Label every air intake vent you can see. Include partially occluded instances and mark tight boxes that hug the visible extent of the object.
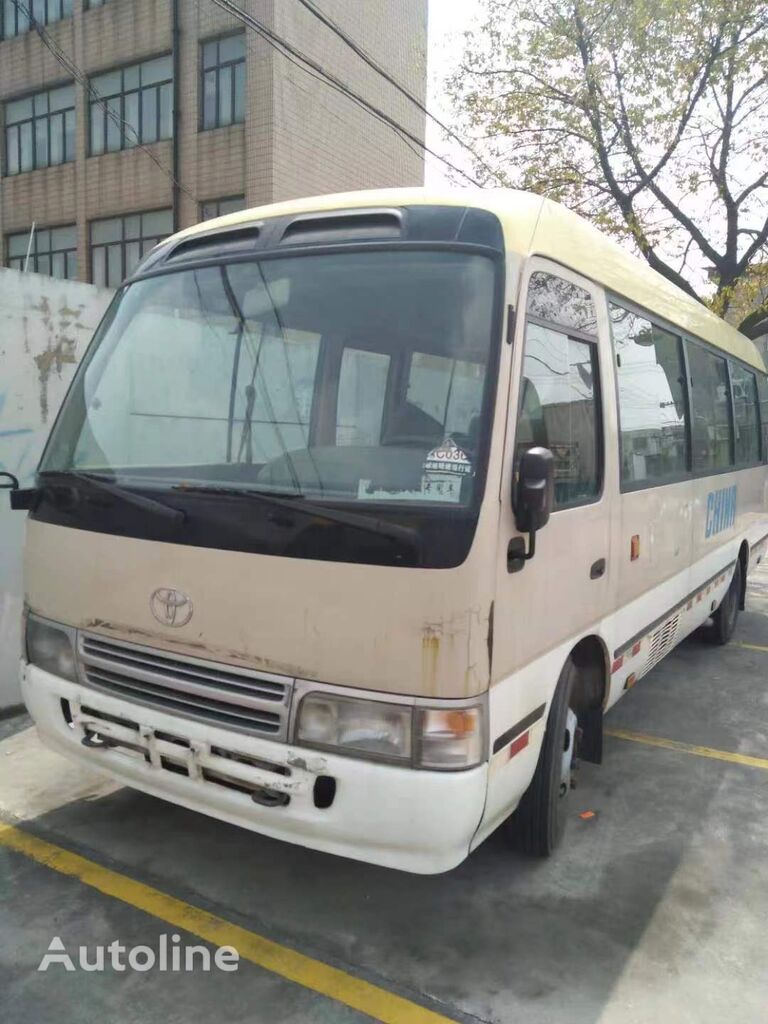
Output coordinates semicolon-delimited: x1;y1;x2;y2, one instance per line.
166;226;261;263
280;209;402;245
644;614;680;674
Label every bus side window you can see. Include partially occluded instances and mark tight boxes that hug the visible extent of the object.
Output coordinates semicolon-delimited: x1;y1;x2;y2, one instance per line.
517;320;601;509
759;374;768;461
687;343;733;472
731;363;761;465
610;303;687;485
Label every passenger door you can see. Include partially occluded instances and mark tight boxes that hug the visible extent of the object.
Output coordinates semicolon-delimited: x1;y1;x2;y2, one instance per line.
491;261;617;734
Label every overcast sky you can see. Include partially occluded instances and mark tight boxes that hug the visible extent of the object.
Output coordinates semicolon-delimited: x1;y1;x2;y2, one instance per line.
425;0;484;187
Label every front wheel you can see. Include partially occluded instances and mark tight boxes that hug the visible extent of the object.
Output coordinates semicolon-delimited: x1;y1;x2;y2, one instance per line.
709;559;742;646
505;658;579;856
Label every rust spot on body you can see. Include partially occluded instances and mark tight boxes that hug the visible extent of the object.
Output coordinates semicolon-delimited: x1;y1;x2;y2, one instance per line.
81;619;312;679
421;627;440;695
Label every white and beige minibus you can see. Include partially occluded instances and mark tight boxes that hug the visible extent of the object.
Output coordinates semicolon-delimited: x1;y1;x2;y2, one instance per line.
4;188;768;873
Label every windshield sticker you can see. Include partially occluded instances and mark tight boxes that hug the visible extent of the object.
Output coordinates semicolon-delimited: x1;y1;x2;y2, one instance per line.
420;438;473;503
357;481;426;501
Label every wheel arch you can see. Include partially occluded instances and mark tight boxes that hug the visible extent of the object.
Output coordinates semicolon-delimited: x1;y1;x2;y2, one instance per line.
567;633;609;765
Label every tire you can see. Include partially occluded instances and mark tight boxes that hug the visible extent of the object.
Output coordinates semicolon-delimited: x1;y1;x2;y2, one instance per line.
709;558;742;646
506;658;578;856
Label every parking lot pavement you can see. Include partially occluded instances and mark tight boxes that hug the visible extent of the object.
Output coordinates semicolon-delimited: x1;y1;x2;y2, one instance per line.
1;561;767;1024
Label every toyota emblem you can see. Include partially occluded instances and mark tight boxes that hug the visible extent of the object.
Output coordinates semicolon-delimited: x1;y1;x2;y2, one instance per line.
150;588;193;627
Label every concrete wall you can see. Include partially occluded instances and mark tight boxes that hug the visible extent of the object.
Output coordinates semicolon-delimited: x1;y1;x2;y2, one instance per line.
0;269;112;709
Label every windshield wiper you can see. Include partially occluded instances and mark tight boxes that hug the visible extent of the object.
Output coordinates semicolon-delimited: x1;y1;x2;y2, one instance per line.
38;471;185;525
172;483;421;554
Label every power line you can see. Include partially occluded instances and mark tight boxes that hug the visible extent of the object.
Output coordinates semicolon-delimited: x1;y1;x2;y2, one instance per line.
208;0;484;188
12;0;194;202
197;0;426;170
293;0;507;187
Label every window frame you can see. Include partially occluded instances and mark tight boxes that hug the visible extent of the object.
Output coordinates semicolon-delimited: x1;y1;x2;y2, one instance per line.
609;300;691;492
199;195;246;222
608;290;765;493
728;359;761;467
88;53;174;156
199;32;246;132
89;209;173;288
1;0;72;39
3;80;76;176
6;223;77;279
517;268;606;513
686;337;735;475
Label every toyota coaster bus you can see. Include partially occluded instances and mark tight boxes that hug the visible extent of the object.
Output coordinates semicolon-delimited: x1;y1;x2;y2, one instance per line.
4;188;768;873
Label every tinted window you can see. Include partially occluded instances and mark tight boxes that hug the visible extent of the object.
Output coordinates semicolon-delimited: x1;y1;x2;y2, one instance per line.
687;343;733;471
730;363;760;465
517;321;601;508
759;373;768;461
610;304;687;485
526;272;597;334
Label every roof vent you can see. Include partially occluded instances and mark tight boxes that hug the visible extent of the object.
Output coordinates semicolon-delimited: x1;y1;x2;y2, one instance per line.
165;226;261;263
280;209;402;246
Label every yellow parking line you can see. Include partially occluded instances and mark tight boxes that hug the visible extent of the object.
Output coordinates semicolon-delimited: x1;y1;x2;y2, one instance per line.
735;641;768;654
605;728;768;771
0;823;457;1024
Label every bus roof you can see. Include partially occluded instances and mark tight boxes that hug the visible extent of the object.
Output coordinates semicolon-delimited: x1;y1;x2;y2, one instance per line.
174;187;766;373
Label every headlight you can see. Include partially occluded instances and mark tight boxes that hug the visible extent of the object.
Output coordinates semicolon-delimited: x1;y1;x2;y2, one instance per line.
296;694;412;763
25;616;77;682
294;693;485;770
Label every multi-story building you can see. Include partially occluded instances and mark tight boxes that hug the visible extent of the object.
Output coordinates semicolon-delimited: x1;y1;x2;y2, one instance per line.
0;0;426;287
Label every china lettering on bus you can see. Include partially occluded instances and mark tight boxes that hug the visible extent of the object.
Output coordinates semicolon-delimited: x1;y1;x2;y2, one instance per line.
705;484;737;538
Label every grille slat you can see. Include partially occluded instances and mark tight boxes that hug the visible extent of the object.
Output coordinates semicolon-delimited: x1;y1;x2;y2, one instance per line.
82;637;285;700
78;633;293;739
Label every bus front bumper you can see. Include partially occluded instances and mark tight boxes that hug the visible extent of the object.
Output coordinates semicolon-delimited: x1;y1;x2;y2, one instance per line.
21;663;489;874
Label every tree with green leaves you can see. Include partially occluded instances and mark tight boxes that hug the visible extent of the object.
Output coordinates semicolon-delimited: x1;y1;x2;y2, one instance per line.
450;0;768;337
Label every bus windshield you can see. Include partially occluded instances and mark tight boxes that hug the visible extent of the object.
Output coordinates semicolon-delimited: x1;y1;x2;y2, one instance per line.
42;250;498;510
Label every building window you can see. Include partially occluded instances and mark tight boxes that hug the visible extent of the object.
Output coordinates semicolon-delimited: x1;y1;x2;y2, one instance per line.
610;303;688;486
87;0;114;7
2;0;72;39
5;85;75;175
7;225;77;279
201;33;246;130
90;55;173;155
200;195;246;221
90;209;172;287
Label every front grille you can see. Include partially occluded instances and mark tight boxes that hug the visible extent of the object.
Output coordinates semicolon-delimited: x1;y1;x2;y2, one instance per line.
78;634;293;739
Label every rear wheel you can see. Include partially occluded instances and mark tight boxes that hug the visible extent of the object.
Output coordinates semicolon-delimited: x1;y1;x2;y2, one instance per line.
506;657;579;856
709;558;742;646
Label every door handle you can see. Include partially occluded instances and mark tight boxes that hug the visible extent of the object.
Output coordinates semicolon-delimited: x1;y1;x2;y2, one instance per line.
590;558;606;579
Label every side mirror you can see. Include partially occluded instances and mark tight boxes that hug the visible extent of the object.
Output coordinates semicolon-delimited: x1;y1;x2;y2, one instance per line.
0;471;19;490
514;446;554;533
509;447;554;571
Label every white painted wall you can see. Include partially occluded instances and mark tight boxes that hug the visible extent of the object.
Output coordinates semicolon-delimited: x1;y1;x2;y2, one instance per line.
0;269;113;709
